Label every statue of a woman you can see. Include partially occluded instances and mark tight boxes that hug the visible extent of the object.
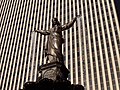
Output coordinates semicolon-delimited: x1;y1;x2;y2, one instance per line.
34;16;79;63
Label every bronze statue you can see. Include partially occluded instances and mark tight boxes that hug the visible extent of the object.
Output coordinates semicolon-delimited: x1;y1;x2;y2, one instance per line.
34;16;79;63
21;16;84;90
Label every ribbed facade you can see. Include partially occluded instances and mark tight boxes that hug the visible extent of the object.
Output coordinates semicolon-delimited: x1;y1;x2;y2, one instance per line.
1;0;120;90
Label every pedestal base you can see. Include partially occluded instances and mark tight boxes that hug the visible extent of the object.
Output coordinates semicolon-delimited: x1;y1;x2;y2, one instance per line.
20;62;84;90
37;62;69;81
21;78;84;90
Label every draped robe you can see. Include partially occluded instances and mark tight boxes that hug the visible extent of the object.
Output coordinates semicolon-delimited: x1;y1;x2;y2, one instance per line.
46;25;63;63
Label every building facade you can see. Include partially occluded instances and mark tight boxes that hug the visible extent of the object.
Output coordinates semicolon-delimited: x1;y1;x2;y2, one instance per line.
1;0;120;90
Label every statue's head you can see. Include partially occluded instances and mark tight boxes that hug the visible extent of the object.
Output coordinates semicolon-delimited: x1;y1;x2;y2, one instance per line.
52;18;60;26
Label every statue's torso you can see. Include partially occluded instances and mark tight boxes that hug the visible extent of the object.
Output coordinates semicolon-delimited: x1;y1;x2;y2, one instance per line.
51;25;62;32
49;25;62;40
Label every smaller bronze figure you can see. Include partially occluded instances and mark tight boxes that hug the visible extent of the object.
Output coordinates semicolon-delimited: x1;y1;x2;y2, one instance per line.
34;16;80;63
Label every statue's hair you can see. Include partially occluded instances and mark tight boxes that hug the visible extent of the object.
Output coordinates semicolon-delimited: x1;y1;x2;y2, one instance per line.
52;18;61;26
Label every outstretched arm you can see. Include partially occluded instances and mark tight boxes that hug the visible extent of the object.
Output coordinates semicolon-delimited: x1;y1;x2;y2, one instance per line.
34;30;50;35
62;15;80;31
62;17;77;31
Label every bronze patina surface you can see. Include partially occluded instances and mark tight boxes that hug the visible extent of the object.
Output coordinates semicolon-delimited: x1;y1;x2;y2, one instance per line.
34;17;78;63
